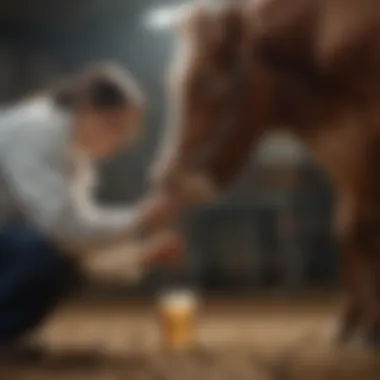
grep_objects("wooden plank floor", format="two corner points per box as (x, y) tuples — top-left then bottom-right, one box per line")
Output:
(3, 297), (380, 380)
(38, 297), (337, 352)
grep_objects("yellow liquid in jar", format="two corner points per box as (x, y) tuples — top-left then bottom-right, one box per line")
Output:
(158, 291), (198, 350)
(161, 309), (196, 349)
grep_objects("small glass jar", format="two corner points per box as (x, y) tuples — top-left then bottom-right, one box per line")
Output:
(157, 289), (199, 351)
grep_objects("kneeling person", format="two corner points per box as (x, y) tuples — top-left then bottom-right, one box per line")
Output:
(0, 63), (180, 343)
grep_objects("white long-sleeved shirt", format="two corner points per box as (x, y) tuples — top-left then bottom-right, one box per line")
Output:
(0, 96), (143, 255)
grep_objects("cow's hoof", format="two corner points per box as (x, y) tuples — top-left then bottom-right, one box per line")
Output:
(331, 320), (360, 347)
(330, 303), (363, 347)
(360, 325), (380, 350)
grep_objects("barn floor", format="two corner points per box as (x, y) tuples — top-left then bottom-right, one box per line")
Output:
(2, 296), (380, 380)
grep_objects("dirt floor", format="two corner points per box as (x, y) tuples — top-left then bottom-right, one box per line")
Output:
(2, 296), (380, 380)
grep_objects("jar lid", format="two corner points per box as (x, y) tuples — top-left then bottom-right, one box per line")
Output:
(157, 289), (199, 311)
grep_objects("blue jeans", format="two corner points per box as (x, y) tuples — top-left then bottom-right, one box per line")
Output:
(0, 226), (83, 342)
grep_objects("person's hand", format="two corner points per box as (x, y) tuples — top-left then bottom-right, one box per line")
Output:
(138, 190), (183, 231)
(142, 231), (184, 268)
(179, 172), (217, 206)
(153, 171), (217, 210)
(159, 172), (217, 207)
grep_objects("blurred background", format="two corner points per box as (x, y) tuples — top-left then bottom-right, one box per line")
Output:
(0, 0), (339, 298)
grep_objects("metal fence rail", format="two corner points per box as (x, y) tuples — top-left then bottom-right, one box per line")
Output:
(186, 198), (339, 292)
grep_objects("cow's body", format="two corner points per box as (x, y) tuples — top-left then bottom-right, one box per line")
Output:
(153, 0), (380, 347)
(252, 0), (380, 345)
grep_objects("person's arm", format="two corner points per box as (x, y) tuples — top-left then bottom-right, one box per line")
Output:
(69, 156), (151, 227)
(82, 231), (182, 281)
(0, 122), (177, 255)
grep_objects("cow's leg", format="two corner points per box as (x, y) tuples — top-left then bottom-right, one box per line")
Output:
(338, 199), (380, 349)
(363, 269), (380, 348)
(359, 214), (380, 348)
(332, 196), (370, 345)
(333, 249), (367, 345)
(338, 140), (380, 349)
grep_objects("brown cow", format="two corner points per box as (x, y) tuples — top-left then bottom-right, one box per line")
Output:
(151, 0), (380, 348)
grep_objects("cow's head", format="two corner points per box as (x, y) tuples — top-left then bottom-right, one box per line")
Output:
(151, 1), (277, 205)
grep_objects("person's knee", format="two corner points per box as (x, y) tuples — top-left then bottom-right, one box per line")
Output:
(4, 228), (64, 277)
(2, 227), (83, 290)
